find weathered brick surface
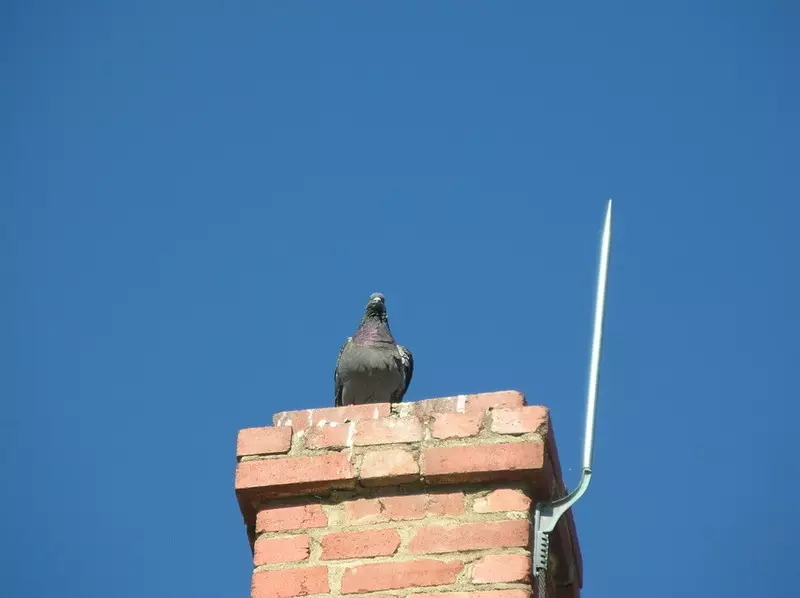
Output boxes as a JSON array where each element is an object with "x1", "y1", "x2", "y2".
[
  {"x1": 341, "y1": 559, "x2": 463, "y2": 593},
  {"x1": 491, "y1": 406, "x2": 548, "y2": 434},
  {"x1": 423, "y1": 442, "x2": 545, "y2": 482},
  {"x1": 415, "y1": 592, "x2": 531, "y2": 598},
  {"x1": 472, "y1": 554, "x2": 532, "y2": 583},
  {"x1": 253, "y1": 535, "x2": 310, "y2": 565},
  {"x1": 412, "y1": 391, "x2": 525, "y2": 419},
  {"x1": 251, "y1": 566, "x2": 328, "y2": 598},
  {"x1": 465, "y1": 391, "x2": 526, "y2": 413},
  {"x1": 345, "y1": 493, "x2": 464, "y2": 524},
  {"x1": 360, "y1": 449, "x2": 419, "y2": 484},
  {"x1": 256, "y1": 504, "x2": 327, "y2": 532},
  {"x1": 273, "y1": 403, "x2": 390, "y2": 430},
  {"x1": 410, "y1": 520, "x2": 530, "y2": 554},
  {"x1": 237, "y1": 426, "x2": 292, "y2": 456},
  {"x1": 473, "y1": 489, "x2": 532, "y2": 513},
  {"x1": 304, "y1": 422, "x2": 351, "y2": 449},
  {"x1": 431, "y1": 412, "x2": 482, "y2": 439},
  {"x1": 354, "y1": 416, "x2": 423, "y2": 445},
  {"x1": 235, "y1": 453, "x2": 355, "y2": 490},
  {"x1": 321, "y1": 528, "x2": 401, "y2": 560}
]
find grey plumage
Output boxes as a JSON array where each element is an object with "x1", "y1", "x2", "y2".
[{"x1": 334, "y1": 293, "x2": 413, "y2": 406}]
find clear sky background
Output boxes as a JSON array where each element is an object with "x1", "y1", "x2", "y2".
[{"x1": 4, "y1": 2, "x2": 799, "y2": 597}]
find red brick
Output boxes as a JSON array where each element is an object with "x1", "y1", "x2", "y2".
[
  {"x1": 345, "y1": 493, "x2": 464, "y2": 524},
  {"x1": 422, "y1": 493, "x2": 465, "y2": 516},
  {"x1": 473, "y1": 489, "x2": 532, "y2": 513},
  {"x1": 410, "y1": 520, "x2": 530, "y2": 554},
  {"x1": 431, "y1": 412, "x2": 482, "y2": 439},
  {"x1": 491, "y1": 406, "x2": 548, "y2": 435},
  {"x1": 360, "y1": 449, "x2": 419, "y2": 484},
  {"x1": 422, "y1": 442, "x2": 544, "y2": 482},
  {"x1": 251, "y1": 566, "x2": 328, "y2": 598},
  {"x1": 341, "y1": 559, "x2": 463, "y2": 593},
  {"x1": 235, "y1": 453, "x2": 355, "y2": 490},
  {"x1": 237, "y1": 426, "x2": 292, "y2": 456},
  {"x1": 415, "y1": 592, "x2": 530, "y2": 598},
  {"x1": 273, "y1": 404, "x2": 390, "y2": 431},
  {"x1": 343, "y1": 497, "x2": 383, "y2": 523},
  {"x1": 354, "y1": 417, "x2": 423, "y2": 446},
  {"x1": 472, "y1": 554, "x2": 532, "y2": 583},
  {"x1": 253, "y1": 535, "x2": 310, "y2": 565},
  {"x1": 321, "y1": 528, "x2": 401, "y2": 560},
  {"x1": 413, "y1": 391, "x2": 525, "y2": 419},
  {"x1": 466, "y1": 391, "x2": 526, "y2": 412},
  {"x1": 256, "y1": 504, "x2": 327, "y2": 532},
  {"x1": 305, "y1": 422, "x2": 352, "y2": 449}
]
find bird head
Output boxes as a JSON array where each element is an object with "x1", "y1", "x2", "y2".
[{"x1": 364, "y1": 292, "x2": 388, "y2": 320}]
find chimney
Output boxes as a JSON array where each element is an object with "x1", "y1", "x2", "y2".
[{"x1": 234, "y1": 391, "x2": 582, "y2": 598}]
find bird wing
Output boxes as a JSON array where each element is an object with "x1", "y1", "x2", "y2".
[
  {"x1": 393, "y1": 344, "x2": 414, "y2": 402},
  {"x1": 334, "y1": 337, "x2": 352, "y2": 407}
]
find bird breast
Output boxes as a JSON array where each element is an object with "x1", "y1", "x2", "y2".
[{"x1": 339, "y1": 344, "x2": 399, "y2": 375}]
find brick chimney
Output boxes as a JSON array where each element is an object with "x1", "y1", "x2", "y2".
[{"x1": 234, "y1": 391, "x2": 582, "y2": 598}]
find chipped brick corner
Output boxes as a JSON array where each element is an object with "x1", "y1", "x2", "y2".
[{"x1": 234, "y1": 390, "x2": 582, "y2": 598}]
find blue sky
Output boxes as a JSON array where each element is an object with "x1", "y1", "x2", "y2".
[{"x1": 4, "y1": 2, "x2": 799, "y2": 596}]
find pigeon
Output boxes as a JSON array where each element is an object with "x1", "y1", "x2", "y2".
[{"x1": 334, "y1": 293, "x2": 414, "y2": 406}]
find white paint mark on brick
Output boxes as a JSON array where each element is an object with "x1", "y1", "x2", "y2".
[
  {"x1": 456, "y1": 395, "x2": 467, "y2": 413},
  {"x1": 307, "y1": 410, "x2": 314, "y2": 427},
  {"x1": 398, "y1": 403, "x2": 414, "y2": 417},
  {"x1": 346, "y1": 421, "x2": 357, "y2": 463},
  {"x1": 373, "y1": 407, "x2": 379, "y2": 419}
]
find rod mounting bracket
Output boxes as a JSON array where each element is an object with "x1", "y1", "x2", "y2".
[{"x1": 532, "y1": 467, "x2": 591, "y2": 576}]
